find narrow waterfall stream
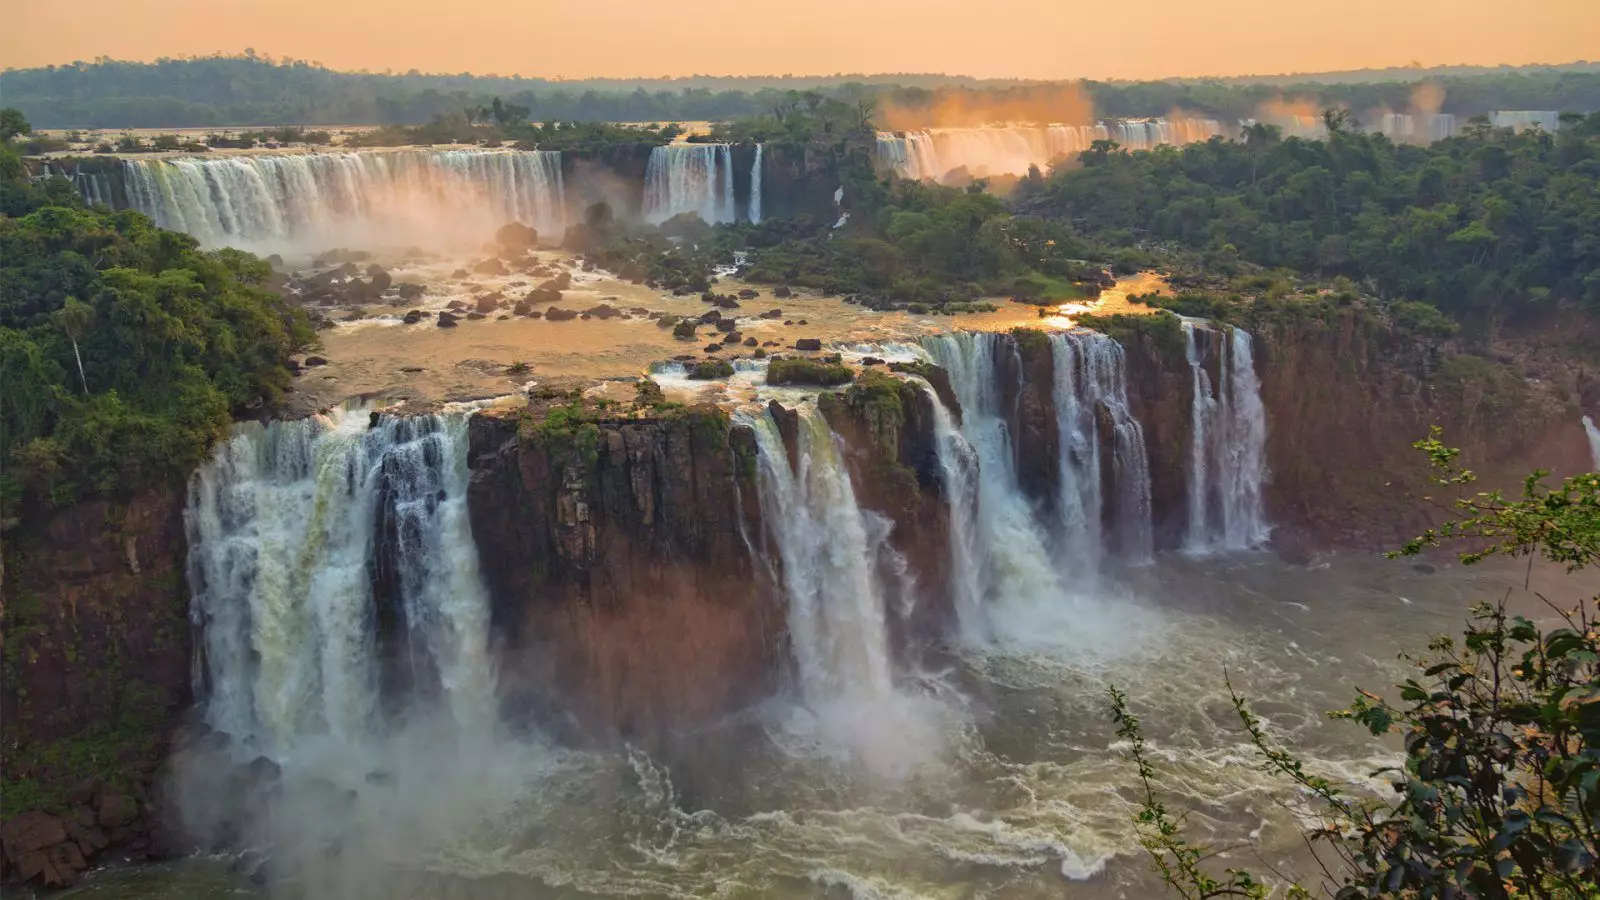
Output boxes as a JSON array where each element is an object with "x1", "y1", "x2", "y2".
[{"x1": 1182, "y1": 321, "x2": 1270, "y2": 552}]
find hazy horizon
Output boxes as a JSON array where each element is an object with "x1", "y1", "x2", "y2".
[{"x1": 3, "y1": 0, "x2": 1596, "y2": 81}]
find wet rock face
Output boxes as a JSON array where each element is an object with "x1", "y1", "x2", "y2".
[
  {"x1": 466, "y1": 406, "x2": 781, "y2": 745},
  {"x1": 1, "y1": 488, "x2": 192, "y2": 886}
]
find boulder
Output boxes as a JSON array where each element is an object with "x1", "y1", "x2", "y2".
[
  {"x1": 437, "y1": 312, "x2": 460, "y2": 328},
  {"x1": 743, "y1": 337, "x2": 758, "y2": 346},
  {"x1": 475, "y1": 294, "x2": 501, "y2": 314},
  {"x1": 303, "y1": 356, "x2": 328, "y2": 368},
  {"x1": 704, "y1": 343, "x2": 724, "y2": 353},
  {"x1": 738, "y1": 289, "x2": 759, "y2": 299},
  {"x1": 773, "y1": 285, "x2": 793, "y2": 298},
  {"x1": 715, "y1": 319, "x2": 737, "y2": 333},
  {"x1": 512, "y1": 300, "x2": 533, "y2": 315},
  {"x1": 861, "y1": 356, "x2": 885, "y2": 366},
  {"x1": 713, "y1": 296, "x2": 741, "y2": 310},
  {"x1": 794, "y1": 338, "x2": 822, "y2": 351},
  {"x1": 496, "y1": 222, "x2": 539, "y2": 251},
  {"x1": 723, "y1": 331, "x2": 742, "y2": 343},
  {"x1": 467, "y1": 312, "x2": 487, "y2": 320},
  {"x1": 761, "y1": 309, "x2": 783, "y2": 319},
  {"x1": 472, "y1": 258, "x2": 509, "y2": 276},
  {"x1": 545, "y1": 308, "x2": 578, "y2": 322},
  {"x1": 523, "y1": 287, "x2": 562, "y2": 305},
  {"x1": 698, "y1": 310, "x2": 722, "y2": 324},
  {"x1": 450, "y1": 269, "x2": 470, "y2": 279},
  {"x1": 584, "y1": 304, "x2": 622, "y2": 319},
  {"x1": 402, "y1": 310, "x2": 424, "y2": 325},
  {"x1": 96, "y1": 794, "x2": 139, "y2": 828},
  {"x1": 446, "y1": 300, "x2": 468, "y2": 311},
  {"x1": 368, "y1": 269, "x2": 393, "y2": 295}
]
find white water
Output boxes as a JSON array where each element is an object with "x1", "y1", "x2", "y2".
[
  {"x1": 1182, "y1": 322, "x2": 1270, "y2": 552},
  {"x1": 876, "y1": 120, "x2": 1220, "y2": 180},
  {"x1": 917, "y1": 379, "x2": 986, "y2": 638},
  {"x1": 642, "y1": 143, "x2": 739, "y2": 225},
  {"x1": 121, "y1": 149, "x2": 567, "y2": 255},
  {"x1": 747, "y1": 405, "x2": 950, "y2": 774},
  {"x1": 748, "y1": 143, "x2": 764, "y2": 224},
  {"x1": 1374, "y1": 112, "x2": 1459, "y2": 143},
  {"x1": 1051, "y1": 331, "x2": 1154, "y2": 567},
  {"x1": 185, "y1": 404, "x2": 495, "y2": 756},
  {"x1": 1584, "y1": 415, "x2": 1600, "y2": 470}
]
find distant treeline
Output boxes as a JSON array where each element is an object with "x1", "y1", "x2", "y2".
[{"x1": 3, "y1": 54, "x2": 1600, "y2": 128}]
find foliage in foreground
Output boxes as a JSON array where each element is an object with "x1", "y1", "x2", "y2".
[
  {"x1": 0, "y1": 137, "x2": 315, "y2": 519},
  {"x1": 1113, "y1": 431, "x2": 1600, "y2": 898}
]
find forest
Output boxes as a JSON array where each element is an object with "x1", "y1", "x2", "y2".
[
  {"x1": 1017, "y1": 112, "x2": 1600, "y2": 329},
  {"x1": 3, "y1": 53, "x2": 1598, "y2": 128},
  {"x1": 0, "y1": 130, "x2": 314, "y2": 522}
]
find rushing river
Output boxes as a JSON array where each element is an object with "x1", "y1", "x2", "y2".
[{"x1": 56, "y1": 551, "x2": 1570, "y2": 900}]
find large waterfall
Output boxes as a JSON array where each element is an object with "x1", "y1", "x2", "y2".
[
  {"x1": 121, "y1": 149, "x2": 567, "y2": 253},
  {"x1": 1182, "y1": 322, "x2": 1270, "y2": 552},
  {"x1": 1051, "y1": 331, "x2": 1153, "y2": 566},
  {"x1": 642, "y1": 143, "x2": 738, "y2": 225},
  {"x1": 1584, "y1": 415, "x2": 1600, "y2": 469},
  {"x1": 185, "y1": 404, "x2": 496, "y2": 756},
  {"x1": 876, "y1": 120, "x2": 1220, "y2": 180}
]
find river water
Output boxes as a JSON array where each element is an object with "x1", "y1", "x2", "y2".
[{"x1": 56, "y1": 551, "x2": 1576, "y2": 900}]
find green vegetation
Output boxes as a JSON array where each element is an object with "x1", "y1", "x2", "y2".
[
  {"x1": 1, "y1": 117, "x2": 315, "y2": 520},
  {"x1": 1075, "y1": 310, "x2": 1186, "y2": 358},
  {"x1": 1114, "y1": 433, "x2": 1600, "y2": 899},
  {"x1": 1020, "y1": 112, "x2": 1600, "y2": 333},
  {"x1": 766, "y1": 356, "x2": 854, "y2": 387},
  {"x1": 688, "y1": 360, "x2": 735, "y2": 380},
  {"x1": 5, "y1": 54, "x2": 1597, "y2": 129}
]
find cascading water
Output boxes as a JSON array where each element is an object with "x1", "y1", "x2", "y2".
[
  {"x1": 1584, "y1": 415, "x2": 1600, "y2": 469},
  {"x1": 185, "y1": 404, "x2": 496, "y2": 756},
  {"x1": 642, "y1": 143, "x2": 739, "y2": 225},
  {"x1": 1051, "y1": 331, "x2": 1153, "y2": 566},
  {"x1": 1182, "y1": 322, "x2": 1270, "y2": 552},
  {"x1": 875, "y1": 121, "x2": 1220, "y2": 180},
  {"x1": 748, "y1": 144, "x2": 764, "y2": 224},
  {"x1": 922, "y1": 332, "x2": 1073, "y2": 643},
  {"x1": 746, "y1": 404, "x2": 950, "y2": 772},
  {"x1": 120, "y1": 149, "x2": 567, "y2": 254}
]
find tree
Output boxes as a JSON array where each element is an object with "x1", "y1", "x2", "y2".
[
  {"x1": 0, "y1": 108, "x2": 30, "y2": 142},
  {"x1": 1112, "y1": 431, "x2": 1600, "y2": 899},
  {"x1": 53, "y1": 296, "x2": 93, "y2": 395}
]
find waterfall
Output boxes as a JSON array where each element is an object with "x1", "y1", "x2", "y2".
[
  {"x1": 1051, "y1": 331, "x2": 1153, "y2": 567},
  {"x1": 642, "y1": 143, "x2": 739, "y2": 225},
  {"x1": 922, "y1": 332, "x2": 1071, "y2": 642},
  {"x1": 120, "y1": 149, "x2": 566, "y2": 253},
  {"x1": 916, "y1": 381, "x2": 985, "y2": 637},
  {"x1": 185, "y1": 404, "x2": 495, "y2": 755},
  {"x1": 875, "y1": 121, "x2": 1222, "y2": 180},
  {"x1": 1584, "y1": 415, "x2": 1600, "y2": 470},
  {"x1": 748, "y1": 144, "x2": 764, "y2": 224},
  {"x1": 1182, "y1": 322, "x2": 1270, "y2": 552},
  {"x1": 748, "y1": 406, "x2": 896, "y2": 705}
]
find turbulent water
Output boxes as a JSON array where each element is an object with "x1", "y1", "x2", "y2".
[
  {"x1": 643, "y1": 143, "x2": 739, "y2": 224},
  {"x1": 80, "y1": 331, "x2": 1539, "y2": 900},
  {"x1": 1182, "y1": 322, "x2": 1270, "y2": 552},
  {"x1": 185, "y1": 403, "x2": 496, "y2": 754},
  {"x1": 875, "y1": 120, "x2": 1221, "y2": 180},
  {"x1": 120, "y1": 149, "x2": 567, "y2": 254}
]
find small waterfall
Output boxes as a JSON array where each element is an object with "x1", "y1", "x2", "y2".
[
  {"x1": 1051, "y1": 331, "x2": 1153, "y2": 567},
  {"x1": 1182, "y1": 322, "x2": 1270, "y2": 552},
  {"x1": 748, "y1": 144, "x2": 764, "y2": 224},
  {"x1": 916, "y1": 381, "x2": 984, "y2": 637},
  {"x1": 185, "y1": 405, "x2": 495, "y2": 755},
  {"x1": 922, "y1": 332, "x2": 1069, "y2": 642},
  {"x1": 121, "y1": 149, "x2": 566, "y2": 252},
  {"x1": 1584, "y1": 415, "x2": 1600, "y2": 469},
  {"x1": 642, "y1": 143, "x2": 739, "y2": 225},
  {"x1": 748, "y1": 406, "x2": 896, "y2": 706}
]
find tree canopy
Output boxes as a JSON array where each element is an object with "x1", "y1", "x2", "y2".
[{"x1": 0, "y1": 138, "x2": 314, "y2": 520}]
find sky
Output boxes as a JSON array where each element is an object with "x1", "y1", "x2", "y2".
[{"x1": 1, "y1": 0, "x2": 1596, "y2": 80}]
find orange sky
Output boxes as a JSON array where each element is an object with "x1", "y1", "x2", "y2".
[{"x1": 1, "y1": 0, "x2": 1595, "y2": 79}]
